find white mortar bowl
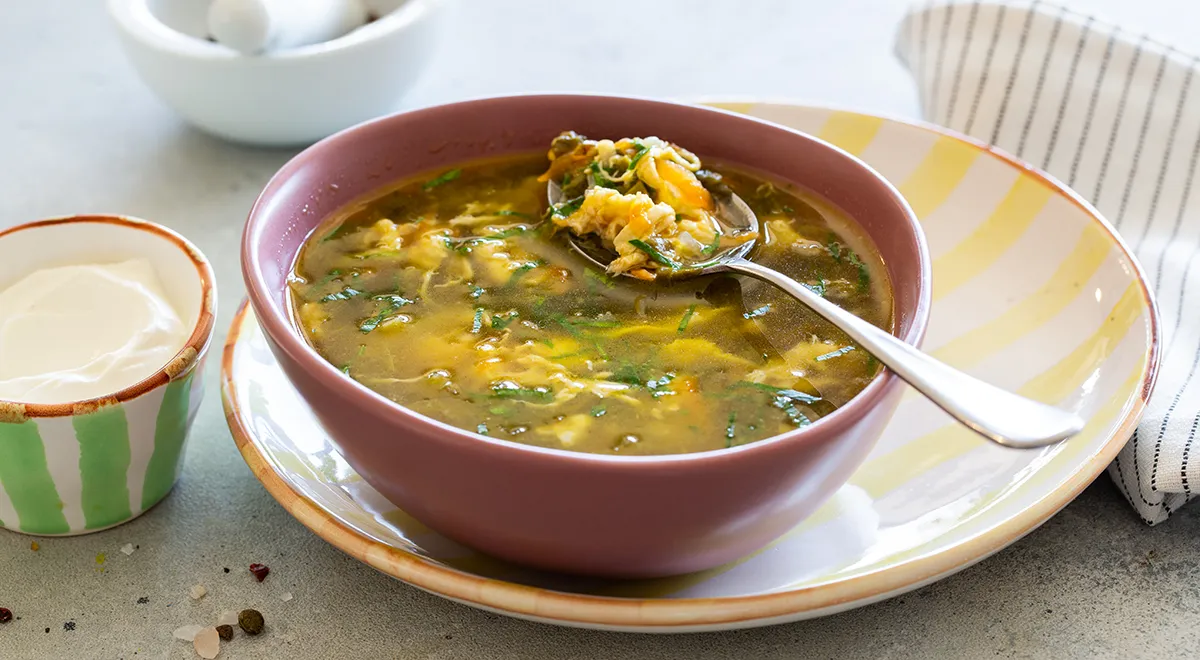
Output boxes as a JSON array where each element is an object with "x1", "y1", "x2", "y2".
[{"x1": 108, "y1": 0, "x2": 445, "y2": 146}]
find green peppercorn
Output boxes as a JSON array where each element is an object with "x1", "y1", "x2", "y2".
[
  {"x1": 216, "y1": 624, "x2": 233, "y2": 641},
  {"x1": 238, "y1": 609, "x2": 264, "y2": 636}
]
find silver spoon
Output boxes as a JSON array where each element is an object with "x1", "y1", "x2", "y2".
[{"x1": 549, "y1": 182, "x2": 1085, "y2": 449}]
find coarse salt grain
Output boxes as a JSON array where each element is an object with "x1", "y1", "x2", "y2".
[
  {"x1": 189, "y1": 584, "x2": 207, "y2": 600},
  {"x1": 173, "y1": 624, "x2": 203, "y2": 642},
  {"x1": 120, "y1": 543, "x2": 135, "y2": 556},
  {"x1": 193, "y1": 626, "x2": 220, "y2": 659},
  {"x1": 280, "y1": 592, "x2": 293, "y2": 602},
  {"x1": 217, "y1": 610, "x2": 238, "y2": 627}
]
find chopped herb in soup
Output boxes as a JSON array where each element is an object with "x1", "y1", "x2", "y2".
[{"x1": 290, "y1": 135, "x2": 892, "y2": 455}]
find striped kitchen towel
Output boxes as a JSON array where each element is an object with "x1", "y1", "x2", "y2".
[{"x1": 895, "y1": 0, "x2": 1200, "y2": 524}]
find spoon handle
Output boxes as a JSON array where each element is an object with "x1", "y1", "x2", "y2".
[{"x1": 725, "y1": 259, "x2": 1085, "y2": 449}]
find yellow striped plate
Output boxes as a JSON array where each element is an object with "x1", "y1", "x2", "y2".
[{"x1": 221, "y1": 104, "x2": 1159, "y2": 632}]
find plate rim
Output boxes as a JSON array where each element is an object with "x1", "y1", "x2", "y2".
[{"x1": 221, "y1": 103, "x2": 1161, "y2": 631}]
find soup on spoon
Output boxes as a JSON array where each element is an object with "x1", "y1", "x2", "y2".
[
  {"x1": 290, "y1": 132, "x2": 892, "y2": 455},
  {"x1": 544, "y1": 133, "x2": 1085, "y2": 449}
]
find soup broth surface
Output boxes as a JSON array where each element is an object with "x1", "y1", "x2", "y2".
[{"x1": 291, "y1": 154, "x2": 892, "y2": 455}]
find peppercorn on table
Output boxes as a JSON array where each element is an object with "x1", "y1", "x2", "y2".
[{"x1": 2, "y1": 1, "x2": 1200, "y2": 658}]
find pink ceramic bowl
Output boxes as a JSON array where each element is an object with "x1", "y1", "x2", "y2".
[{"x1": 242, "y1": 95, "x2": 931, "y2": 578}]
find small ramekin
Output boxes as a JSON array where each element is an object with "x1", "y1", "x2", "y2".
[{"x1": 0, "y1": 215, "x2": 217, "y2": 536}]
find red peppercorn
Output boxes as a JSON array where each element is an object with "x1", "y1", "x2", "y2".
[
  {"x1": 249, "y1": 563, "x2": 270, "y2": 582},
  {"x1": 0, "y1": 608, "x2": 12, "y2": 623}
]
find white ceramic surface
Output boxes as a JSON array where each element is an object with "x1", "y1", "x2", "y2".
[
  {"x1": 107, "y1": 0, "x2": 445, "y2": 146},
  {"x1": 221, "y1": 104, "x2": 1158, "y2": 631}
]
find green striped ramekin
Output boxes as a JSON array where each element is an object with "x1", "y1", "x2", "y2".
[{"x1": 0, "y1": 215, "x2": 217, "y2": 536}]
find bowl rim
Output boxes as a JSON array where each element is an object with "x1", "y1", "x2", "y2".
[
  {"x1": 0, "y1": 215, "x2": 217, "y2": 422},
  {"x1": 106, "y1": 0, "x2": 444, "y2": 62},
  {"x1": 241, "y1": 93, "x2": 932, "y2": 466}
]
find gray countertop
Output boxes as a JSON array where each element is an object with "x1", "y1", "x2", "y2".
[{"x1": 2, "y1": 1, "x2": 1199, "y2": 658}]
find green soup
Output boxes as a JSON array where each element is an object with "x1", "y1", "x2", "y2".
[{"x1": 290, "y1": 154, "x2": 892, "y2": 455}]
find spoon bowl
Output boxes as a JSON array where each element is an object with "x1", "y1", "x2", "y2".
[
  {"x1": 550, "y1": 180, "x2": 1086, "y2": 449},
  {"x1": 549, "y1": 180, "x2": 760, "y2": 277}
]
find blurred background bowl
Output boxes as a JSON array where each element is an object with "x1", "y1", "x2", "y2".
[{"x1": 107, "y1": 0, "x2": 445, "y2": 146}]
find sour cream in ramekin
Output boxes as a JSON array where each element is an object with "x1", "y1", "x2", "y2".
[{"x1": 0, "y1": 259, "x2": 190, "y2": 404}]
